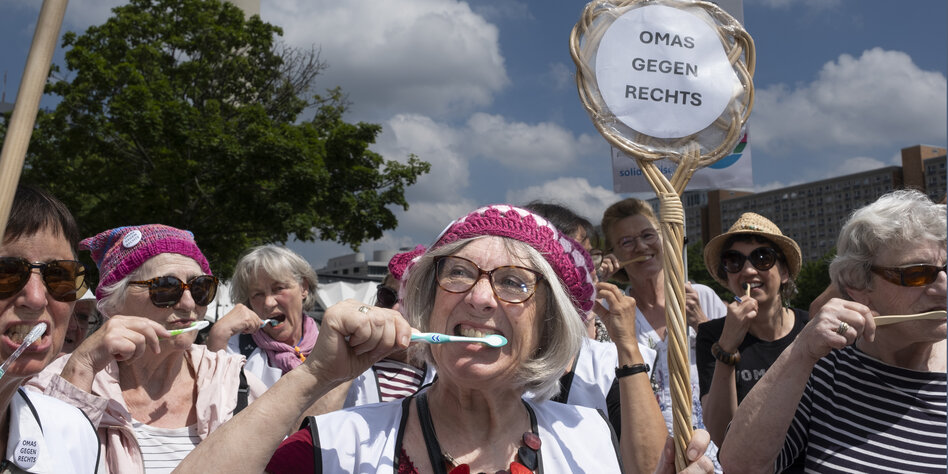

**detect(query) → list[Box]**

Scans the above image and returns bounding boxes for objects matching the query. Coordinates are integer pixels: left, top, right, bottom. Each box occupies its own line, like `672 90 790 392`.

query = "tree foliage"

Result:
789 249 835 310
15 0 429 279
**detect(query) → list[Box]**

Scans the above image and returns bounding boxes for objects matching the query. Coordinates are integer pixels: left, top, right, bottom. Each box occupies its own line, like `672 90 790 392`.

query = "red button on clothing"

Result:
510 462 532 474
522 432 541 451
448 464 471 474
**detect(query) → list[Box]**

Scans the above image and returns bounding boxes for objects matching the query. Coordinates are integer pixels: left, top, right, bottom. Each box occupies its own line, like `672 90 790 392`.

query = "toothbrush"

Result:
260 319 278 328
411 332 507 348
0 322 48 380
167 320 209 336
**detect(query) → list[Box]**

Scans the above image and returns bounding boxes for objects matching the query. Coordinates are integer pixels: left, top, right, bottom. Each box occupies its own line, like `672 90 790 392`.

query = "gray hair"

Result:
230 245 319 311
400 236 585 402
830 189 947 294
97 270 139 317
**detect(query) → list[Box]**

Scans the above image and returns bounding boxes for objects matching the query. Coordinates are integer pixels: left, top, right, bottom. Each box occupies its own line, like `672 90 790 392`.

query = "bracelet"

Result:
711 342 741 365
615 363 650 378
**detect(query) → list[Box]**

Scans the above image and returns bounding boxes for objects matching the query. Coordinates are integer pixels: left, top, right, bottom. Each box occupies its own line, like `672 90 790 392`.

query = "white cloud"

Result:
393 199 481 244
509 177 618 222
752 48 947 155
464 113 602 171
262 0 509 121
375 114 470 201
471 1 533 22
545 62 572 91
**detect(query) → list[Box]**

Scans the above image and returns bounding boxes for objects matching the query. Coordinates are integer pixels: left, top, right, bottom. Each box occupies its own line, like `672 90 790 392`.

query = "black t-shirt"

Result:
695 308 808 403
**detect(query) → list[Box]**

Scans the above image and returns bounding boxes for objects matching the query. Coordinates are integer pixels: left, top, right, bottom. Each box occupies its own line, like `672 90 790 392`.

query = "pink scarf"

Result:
252 315 319 374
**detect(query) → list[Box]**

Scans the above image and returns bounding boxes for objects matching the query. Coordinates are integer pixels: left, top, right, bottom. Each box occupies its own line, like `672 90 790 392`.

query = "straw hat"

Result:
703 212 801 288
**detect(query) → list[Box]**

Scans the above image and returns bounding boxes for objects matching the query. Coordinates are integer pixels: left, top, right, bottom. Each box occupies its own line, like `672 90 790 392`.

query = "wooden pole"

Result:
0 0 70 242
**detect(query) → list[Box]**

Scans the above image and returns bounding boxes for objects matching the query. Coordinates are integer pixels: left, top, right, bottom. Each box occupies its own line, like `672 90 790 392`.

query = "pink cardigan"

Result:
28 345 266 474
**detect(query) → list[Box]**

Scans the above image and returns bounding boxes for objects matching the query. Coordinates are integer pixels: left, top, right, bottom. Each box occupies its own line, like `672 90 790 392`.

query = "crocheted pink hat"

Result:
409 205 596 317
80 224 212 299
388 245 427 281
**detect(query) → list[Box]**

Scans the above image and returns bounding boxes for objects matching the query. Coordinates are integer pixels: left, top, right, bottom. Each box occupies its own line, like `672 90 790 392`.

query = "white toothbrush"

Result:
167 320 210 336
0 322 48 380
260 319 278 328
411 332 507 347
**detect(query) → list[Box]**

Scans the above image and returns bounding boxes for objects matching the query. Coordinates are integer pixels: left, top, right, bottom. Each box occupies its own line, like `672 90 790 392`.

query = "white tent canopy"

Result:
314 281 378 310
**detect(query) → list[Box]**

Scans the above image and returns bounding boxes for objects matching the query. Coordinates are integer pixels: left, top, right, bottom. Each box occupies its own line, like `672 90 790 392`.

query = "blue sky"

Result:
2 0 946 269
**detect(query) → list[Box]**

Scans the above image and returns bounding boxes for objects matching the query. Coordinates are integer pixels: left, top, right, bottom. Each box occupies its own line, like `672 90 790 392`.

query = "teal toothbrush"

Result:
411 332 507 348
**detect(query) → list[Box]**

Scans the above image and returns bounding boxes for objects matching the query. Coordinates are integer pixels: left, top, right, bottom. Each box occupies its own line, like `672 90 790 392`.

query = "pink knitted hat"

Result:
80 224 212 299
388 245 427 281
409 205 596 317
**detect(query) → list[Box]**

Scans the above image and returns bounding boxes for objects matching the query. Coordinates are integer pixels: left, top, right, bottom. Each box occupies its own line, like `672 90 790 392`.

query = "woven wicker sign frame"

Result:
570 0 755 469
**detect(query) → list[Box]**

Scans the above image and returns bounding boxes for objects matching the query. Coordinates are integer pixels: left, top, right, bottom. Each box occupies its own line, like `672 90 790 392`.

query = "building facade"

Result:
316 249 398 283
658 144 945 263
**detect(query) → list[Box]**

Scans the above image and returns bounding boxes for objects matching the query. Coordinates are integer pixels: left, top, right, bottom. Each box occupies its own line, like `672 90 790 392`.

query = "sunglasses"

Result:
435 255 543 304
0 257 87 302
721 247 779 273
129 275 219 308
375 284 398 309
870 264 946 287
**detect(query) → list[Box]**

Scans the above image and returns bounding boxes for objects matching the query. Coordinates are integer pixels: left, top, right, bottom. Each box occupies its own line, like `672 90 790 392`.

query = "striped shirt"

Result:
131 420 201 473
372 359 426 402
776 345 947 473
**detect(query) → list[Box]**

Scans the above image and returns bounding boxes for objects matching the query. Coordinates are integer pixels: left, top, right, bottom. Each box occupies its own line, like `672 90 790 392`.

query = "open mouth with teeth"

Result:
453 324 503 339
6 324 47 346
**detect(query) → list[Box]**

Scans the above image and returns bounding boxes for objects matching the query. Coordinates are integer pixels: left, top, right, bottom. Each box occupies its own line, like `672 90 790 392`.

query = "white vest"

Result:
312 397 623 473
565 338 656 414
4 389 99 474
226 335 282 387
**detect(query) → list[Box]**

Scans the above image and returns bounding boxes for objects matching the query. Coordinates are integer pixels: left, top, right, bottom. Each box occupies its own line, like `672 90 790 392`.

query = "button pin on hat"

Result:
122 229 142 248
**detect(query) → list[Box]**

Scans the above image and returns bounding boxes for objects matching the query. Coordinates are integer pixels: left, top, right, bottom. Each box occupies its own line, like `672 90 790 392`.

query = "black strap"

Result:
416 392 448 474
552 352 579 404
306 416 322 474
392 396 414 468
234 368 249 414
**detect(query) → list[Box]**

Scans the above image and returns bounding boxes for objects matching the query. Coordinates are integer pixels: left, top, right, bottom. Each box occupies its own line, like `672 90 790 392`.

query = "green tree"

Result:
790 249 835 310
16 0 429 279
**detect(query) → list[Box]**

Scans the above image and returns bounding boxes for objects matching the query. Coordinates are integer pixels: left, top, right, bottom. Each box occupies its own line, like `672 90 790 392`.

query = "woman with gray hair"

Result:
30 224 268 473
207 245 319 388
720 189 947 473
174 205 714 474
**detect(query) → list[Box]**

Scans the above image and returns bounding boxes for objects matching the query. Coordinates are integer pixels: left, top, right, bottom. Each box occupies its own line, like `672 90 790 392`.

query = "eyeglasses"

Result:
375 284 398 309
129 275 219 308
614 230 659 250
435 255 543 304
0 257 88 302
870 264 946 287
721 247 779 273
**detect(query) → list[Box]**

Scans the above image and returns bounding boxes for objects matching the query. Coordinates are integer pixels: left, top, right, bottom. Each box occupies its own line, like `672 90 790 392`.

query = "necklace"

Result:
416 392 543 474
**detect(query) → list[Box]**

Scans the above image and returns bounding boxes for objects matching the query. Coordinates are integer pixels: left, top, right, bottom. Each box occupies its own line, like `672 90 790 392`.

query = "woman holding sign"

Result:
598 198 726 443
